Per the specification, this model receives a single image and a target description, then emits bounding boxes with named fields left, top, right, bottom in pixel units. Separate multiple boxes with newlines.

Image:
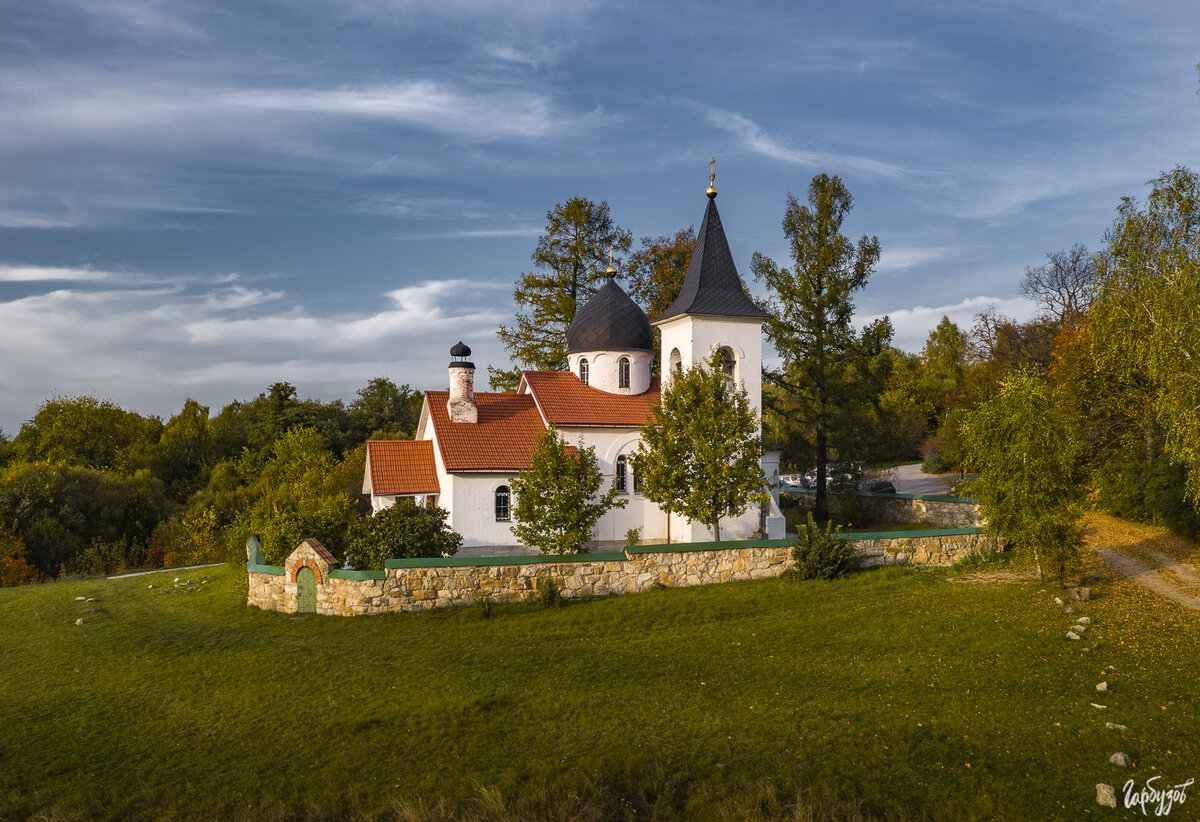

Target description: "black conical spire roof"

left=567, top=278, right=653, bottom=353
left=654, top=194, right=770, bottom=323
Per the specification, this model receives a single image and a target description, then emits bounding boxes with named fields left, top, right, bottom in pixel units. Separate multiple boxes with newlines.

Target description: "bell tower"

left=651, top=160, right=769, bottom=414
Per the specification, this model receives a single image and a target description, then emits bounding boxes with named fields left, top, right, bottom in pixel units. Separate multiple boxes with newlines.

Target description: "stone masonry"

left=248, top=529, right=997, bottom=617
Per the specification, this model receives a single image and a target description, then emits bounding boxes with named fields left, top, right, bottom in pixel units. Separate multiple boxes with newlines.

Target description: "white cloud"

left=0, top=265, right=120, bottom=283
left=0, top=274, right=514, bottom=431
left=864, top=295, right=1040, bottom=352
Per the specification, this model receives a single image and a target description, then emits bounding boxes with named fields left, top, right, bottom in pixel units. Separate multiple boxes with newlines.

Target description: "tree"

left=509, top=427, right=625, bottom=554
left=344, top=498, right=461, bottom=570
left=626, top=227, right=695, bottom=319
left=1090, top=166, right=1200, bottom=502
left=750, top=174, right=889, bottom=521
left=634, top=352, right=768, bottom=542
left=10, top=394, right=162, bottom=475
left=349, top=377, right=421, bottom=441
left=961, top=369, right=1084, bottom=584
left=1020, top=243, right=1096, bottom=328
left=152, top=398, right=214, bottom=501
left=491, top=198, right=632, bottom=390
left=238, top=426, right=357, bottom=565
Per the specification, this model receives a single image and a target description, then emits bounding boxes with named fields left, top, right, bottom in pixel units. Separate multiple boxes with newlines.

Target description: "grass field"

left=2, top=525, right=1198, bottom=821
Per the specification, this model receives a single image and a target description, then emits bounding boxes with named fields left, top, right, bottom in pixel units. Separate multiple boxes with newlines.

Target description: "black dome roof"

left=567, top=279, right=653, bottom=354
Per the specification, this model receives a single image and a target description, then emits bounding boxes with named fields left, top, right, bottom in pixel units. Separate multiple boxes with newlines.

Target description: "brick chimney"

left=447, top=341, right=477, bottom=424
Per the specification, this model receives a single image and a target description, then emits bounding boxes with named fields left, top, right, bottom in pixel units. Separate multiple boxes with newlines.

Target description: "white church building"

left=362, top=179, right=785, bottom=549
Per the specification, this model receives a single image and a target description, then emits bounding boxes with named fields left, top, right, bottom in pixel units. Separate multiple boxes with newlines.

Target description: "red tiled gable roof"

left=298, top=538, right=338, bottom=565
left=522, top=371, right=660, bottom=428
left=426, top=390, right=549, bottom=473
left=366, top=440, right=440, bottom=495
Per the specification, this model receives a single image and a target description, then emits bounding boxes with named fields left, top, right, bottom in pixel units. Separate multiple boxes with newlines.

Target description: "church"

left=362, top=174, right=786, bottom=550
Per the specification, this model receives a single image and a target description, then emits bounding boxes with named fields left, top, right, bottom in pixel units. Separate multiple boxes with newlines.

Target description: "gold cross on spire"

left=606, top=245, right=616, bottom=275
left=707, top=157, right=718, bottom=198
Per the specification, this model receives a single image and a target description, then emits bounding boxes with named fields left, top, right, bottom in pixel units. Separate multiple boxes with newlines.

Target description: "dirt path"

left=1087, top=514, right=1200, bottom=611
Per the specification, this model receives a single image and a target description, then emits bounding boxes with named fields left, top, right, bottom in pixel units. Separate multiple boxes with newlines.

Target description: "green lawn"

left=1, top=553, right=1197, bottom=821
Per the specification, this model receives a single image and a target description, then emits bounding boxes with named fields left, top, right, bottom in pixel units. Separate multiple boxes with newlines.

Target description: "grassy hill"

left=2, top=537, right=1198, bottom=821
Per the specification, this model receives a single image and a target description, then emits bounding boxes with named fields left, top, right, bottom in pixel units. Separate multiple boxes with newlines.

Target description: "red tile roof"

left=366, top=440, right=440, bottom=495
left=522, top=371, right=660, bottom=427
left=426, top=390, right=549, bottom=473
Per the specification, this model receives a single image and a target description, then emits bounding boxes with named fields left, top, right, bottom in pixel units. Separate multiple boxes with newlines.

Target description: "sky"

left=1, top=0, right=1198, bottom=433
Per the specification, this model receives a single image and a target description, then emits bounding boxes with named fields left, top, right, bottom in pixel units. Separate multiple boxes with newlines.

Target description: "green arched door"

left=296, top=566, right=317, bottom=613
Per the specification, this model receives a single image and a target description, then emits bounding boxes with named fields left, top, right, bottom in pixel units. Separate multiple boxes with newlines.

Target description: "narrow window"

left=495, top=485, right=510, bottom=521
left=630, top=459, right=638, bottom=494
left=615, top=455, right=627, bottom=493
left=618, top=357, right=630, bottom=388
left=718, top=347, right=736, bottom=380
left=579, top=358, right=589, bottom=385
left=669, top=348, right=682, bottom=373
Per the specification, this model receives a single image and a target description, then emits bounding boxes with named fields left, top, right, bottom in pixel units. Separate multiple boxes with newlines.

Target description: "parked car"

left=859, top=479, right=897, bottom=495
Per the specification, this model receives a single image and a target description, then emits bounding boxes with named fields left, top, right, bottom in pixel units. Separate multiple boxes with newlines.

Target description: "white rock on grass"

left=75, top=596, right=85, bottom=601
left=1106, top=722, right=1128, bottom=731
left=1072, top=625, right=1087, bottom=633
left=1096, top=783, right=1117, bottom=808
left=174, top=577, right=181, bottom=583
left=1067, top=631, right=1081, bottom=641
left=1110, top=752, right=1132, bottom=767
left=1107, top=665, right=1117, bottom=672
left=148, top=584, right=154, bottom=589
left=1065, top=606, right=1075, bottom=614
left=75, top=618, right=85, bottom=625
left=1091, top=703, right=1107, bottom=710
left=1055, top=597, right=1064, bottom=605
left=1097, top=681, right=1108, bottom=691
left=1078, top=616, right=1091, bottom=625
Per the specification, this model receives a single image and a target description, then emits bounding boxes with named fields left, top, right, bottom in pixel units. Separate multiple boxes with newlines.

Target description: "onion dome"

left=449, top=340, right=474, bottom=368
left=566, top=279, right=653, bottom=354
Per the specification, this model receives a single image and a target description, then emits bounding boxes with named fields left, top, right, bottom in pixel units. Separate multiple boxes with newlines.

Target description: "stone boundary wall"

left=248, top=526, right=999, bottom=617
left=784, top=490, right=983, bottom=529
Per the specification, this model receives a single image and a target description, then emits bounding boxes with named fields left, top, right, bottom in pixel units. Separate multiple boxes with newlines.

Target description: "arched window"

left=579, top=358, right=589, bottom=385
left=717, top=347, right=736, bottom=381
left=618, top=357, right=630, bottom=389
left=615, top=455, right=627, bottom=493
left=494, top=485, right=510, bottom=521
left=669, top=348, right=683, bottom=373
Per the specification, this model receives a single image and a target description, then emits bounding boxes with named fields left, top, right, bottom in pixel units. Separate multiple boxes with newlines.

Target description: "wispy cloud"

left=699, top=105, right=908, bottom=182
left=875, top=246, right=962, bottom=275
left=0, top=265, right=120, bottom=283
left=224, top=82, right=600, bottom=142
left=0, top=273, right=514, bottom=430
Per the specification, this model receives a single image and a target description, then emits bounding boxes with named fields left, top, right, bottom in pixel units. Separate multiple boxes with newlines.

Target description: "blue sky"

left=1, top=0, right=1198, bottom=433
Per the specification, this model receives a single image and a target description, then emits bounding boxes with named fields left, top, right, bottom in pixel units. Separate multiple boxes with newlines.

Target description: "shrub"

left=788, top=513, right=859, bottom=580
left=921, top=450, right=947, bottom=474
left=474, top=592, right=495, bottom=618
left=624, top=528, right=640, bottom=549
left=537, top=577, right=561, bottom=606
left=344, top=498, right=461, bottom=571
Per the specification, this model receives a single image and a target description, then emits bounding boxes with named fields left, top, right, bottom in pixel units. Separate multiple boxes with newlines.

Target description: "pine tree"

left=750, top=174, right=889, bottom=522
left=490, top=198, right=632, bottom=391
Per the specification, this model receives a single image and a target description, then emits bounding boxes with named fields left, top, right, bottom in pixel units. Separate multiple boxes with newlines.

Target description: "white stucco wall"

left=656, top=314, right=764, bottom=415
left=566, top=349, right=653, bottom=394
